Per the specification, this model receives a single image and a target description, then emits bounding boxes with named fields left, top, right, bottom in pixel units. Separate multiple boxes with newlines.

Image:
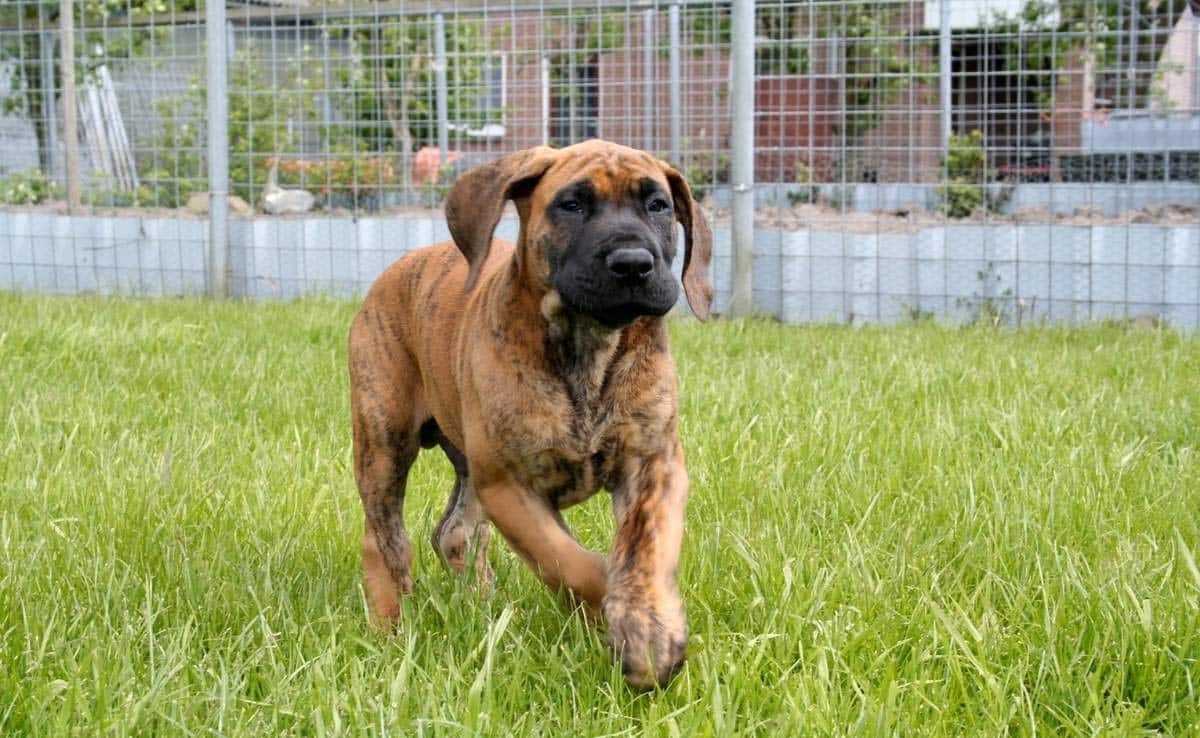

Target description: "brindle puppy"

left=348, top=139, right=712, bottom=689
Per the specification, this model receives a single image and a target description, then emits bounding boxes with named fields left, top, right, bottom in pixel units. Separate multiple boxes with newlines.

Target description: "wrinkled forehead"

left=535, top=147, right=668, bottom=205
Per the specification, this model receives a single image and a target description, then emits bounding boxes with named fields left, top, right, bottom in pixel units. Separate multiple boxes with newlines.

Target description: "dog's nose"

left=606, top=248, right=655, bottom=282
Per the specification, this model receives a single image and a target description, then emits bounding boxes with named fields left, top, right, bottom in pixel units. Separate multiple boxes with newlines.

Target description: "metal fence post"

left=540, top=55, right=551, bottom=145
left=643, top=8, right=655, bottom=151
left=59, top=0, right=81, bottom=210
left=206, top=0, right=229, bottom=299
left=40, top=31, right=59, bottom=180
left=939, top=0, right=952, bottom=162
left=729, top=0, right=755, bottom=317
left=434, top=12, right=450, bottom=167
left=668, top=2, right=681, bottom=165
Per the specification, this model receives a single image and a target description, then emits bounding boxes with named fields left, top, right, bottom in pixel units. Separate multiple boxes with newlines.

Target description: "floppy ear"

left=659, top=162, right=714, bottom=321
left=444, top=146, right=558, bottom=291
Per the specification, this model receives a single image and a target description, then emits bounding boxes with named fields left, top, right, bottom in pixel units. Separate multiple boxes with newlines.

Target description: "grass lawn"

left=1, top=293, right=1198, bottom=736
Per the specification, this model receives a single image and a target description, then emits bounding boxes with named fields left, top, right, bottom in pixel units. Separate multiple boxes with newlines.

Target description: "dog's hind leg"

left=349, top=314, right=423, bottom=625
left=431, top=433, right=494, bottom=590
left=355, top=436, right=417, bottom=624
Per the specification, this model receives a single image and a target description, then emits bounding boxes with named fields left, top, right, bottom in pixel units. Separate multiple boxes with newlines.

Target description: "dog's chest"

left=483, top=310, right=671, bottom=507
left=521, top=428, right=616, bottom=508
left=496, top=370, right=636, bottom=508
left=490, top=351, right=603, bottom=489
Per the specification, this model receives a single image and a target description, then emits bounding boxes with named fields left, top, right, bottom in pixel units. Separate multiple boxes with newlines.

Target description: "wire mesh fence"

left=1, top=0, right=1197, bottom=326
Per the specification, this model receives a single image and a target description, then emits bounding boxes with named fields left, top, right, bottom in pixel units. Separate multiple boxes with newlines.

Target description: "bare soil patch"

left=4, top=200, right=1197, bottom=231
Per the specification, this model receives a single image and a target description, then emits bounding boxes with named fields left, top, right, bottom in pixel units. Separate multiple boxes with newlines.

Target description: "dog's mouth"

left=552, top=263, right=679, bottom=327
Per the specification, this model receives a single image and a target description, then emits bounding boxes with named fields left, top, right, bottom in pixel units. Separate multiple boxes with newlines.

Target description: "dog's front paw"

left=603, top=593, right=687, bottom=690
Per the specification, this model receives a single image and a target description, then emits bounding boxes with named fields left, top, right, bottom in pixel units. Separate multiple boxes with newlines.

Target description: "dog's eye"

left=559, top=199, right=583, bottom=214
left=648, top=198, right=672, bottom=214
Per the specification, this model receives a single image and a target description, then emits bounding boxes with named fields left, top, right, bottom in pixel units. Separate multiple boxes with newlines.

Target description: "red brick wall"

left=597, top=48, right=731, bottom=159
left=450, top=6, right=959, bottom=185
left=856, top=81, right=942, bottom=183
left=754, top=76, right=839, bottom=180
left=1052, top=46, right=1091, bottom=155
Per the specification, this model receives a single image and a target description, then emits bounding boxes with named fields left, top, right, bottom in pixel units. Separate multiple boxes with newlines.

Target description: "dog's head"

left=444, top=140, right=713, bottom=325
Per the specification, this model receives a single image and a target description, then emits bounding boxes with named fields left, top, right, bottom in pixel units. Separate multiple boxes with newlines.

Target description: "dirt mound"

left=701, top=200, right=1199, bottom=233
left=4, top=199, right=1197, bottom=230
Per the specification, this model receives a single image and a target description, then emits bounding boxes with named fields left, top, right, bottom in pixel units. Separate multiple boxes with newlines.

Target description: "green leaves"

left=142, top=42, right=317, bottom=208
left=328, top=17, right=497, bottom=152
left=937, top=130, right=999, bottom=219
left=0, top=169, right=62, bottom=205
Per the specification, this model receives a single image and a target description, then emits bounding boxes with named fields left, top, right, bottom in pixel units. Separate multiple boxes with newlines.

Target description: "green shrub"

left=679, top=145, right=730, bottom=199
left=142, top=43, right=314, bottom=208
left=84, top=182, right=160, bottom=208
left=937, top=130, right=992, bottom=219
left=329, top=16, right=495, bottom=153
left=0, top=169, right=62, bottom=205
left=786, top=159, right=817, bottom=206
left=938, top=182, right=985, bottom=219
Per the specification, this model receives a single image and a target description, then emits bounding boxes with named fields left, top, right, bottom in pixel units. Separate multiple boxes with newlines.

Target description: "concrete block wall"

left=0, top=211, right=208, bottom=296
left=1, top=210, right=1197, bottom=330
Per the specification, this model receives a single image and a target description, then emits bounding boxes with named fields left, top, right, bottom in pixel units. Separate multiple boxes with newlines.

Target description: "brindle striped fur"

left=348, top=140, right=712, bottom=689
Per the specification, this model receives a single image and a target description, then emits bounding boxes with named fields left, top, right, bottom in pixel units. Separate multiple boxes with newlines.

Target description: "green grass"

left=2, top=293, right=1199, bottom=736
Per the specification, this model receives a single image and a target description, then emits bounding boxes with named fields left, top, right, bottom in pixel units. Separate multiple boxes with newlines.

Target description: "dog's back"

left=354, top=240, right=501, bottom=341
left=352, top=240, right=513, bottom=374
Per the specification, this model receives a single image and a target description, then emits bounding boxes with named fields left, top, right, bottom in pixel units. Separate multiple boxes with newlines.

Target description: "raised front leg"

left=477, top=480, right=608, bottom=613
left=605, top=442, right=690, bottom=689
